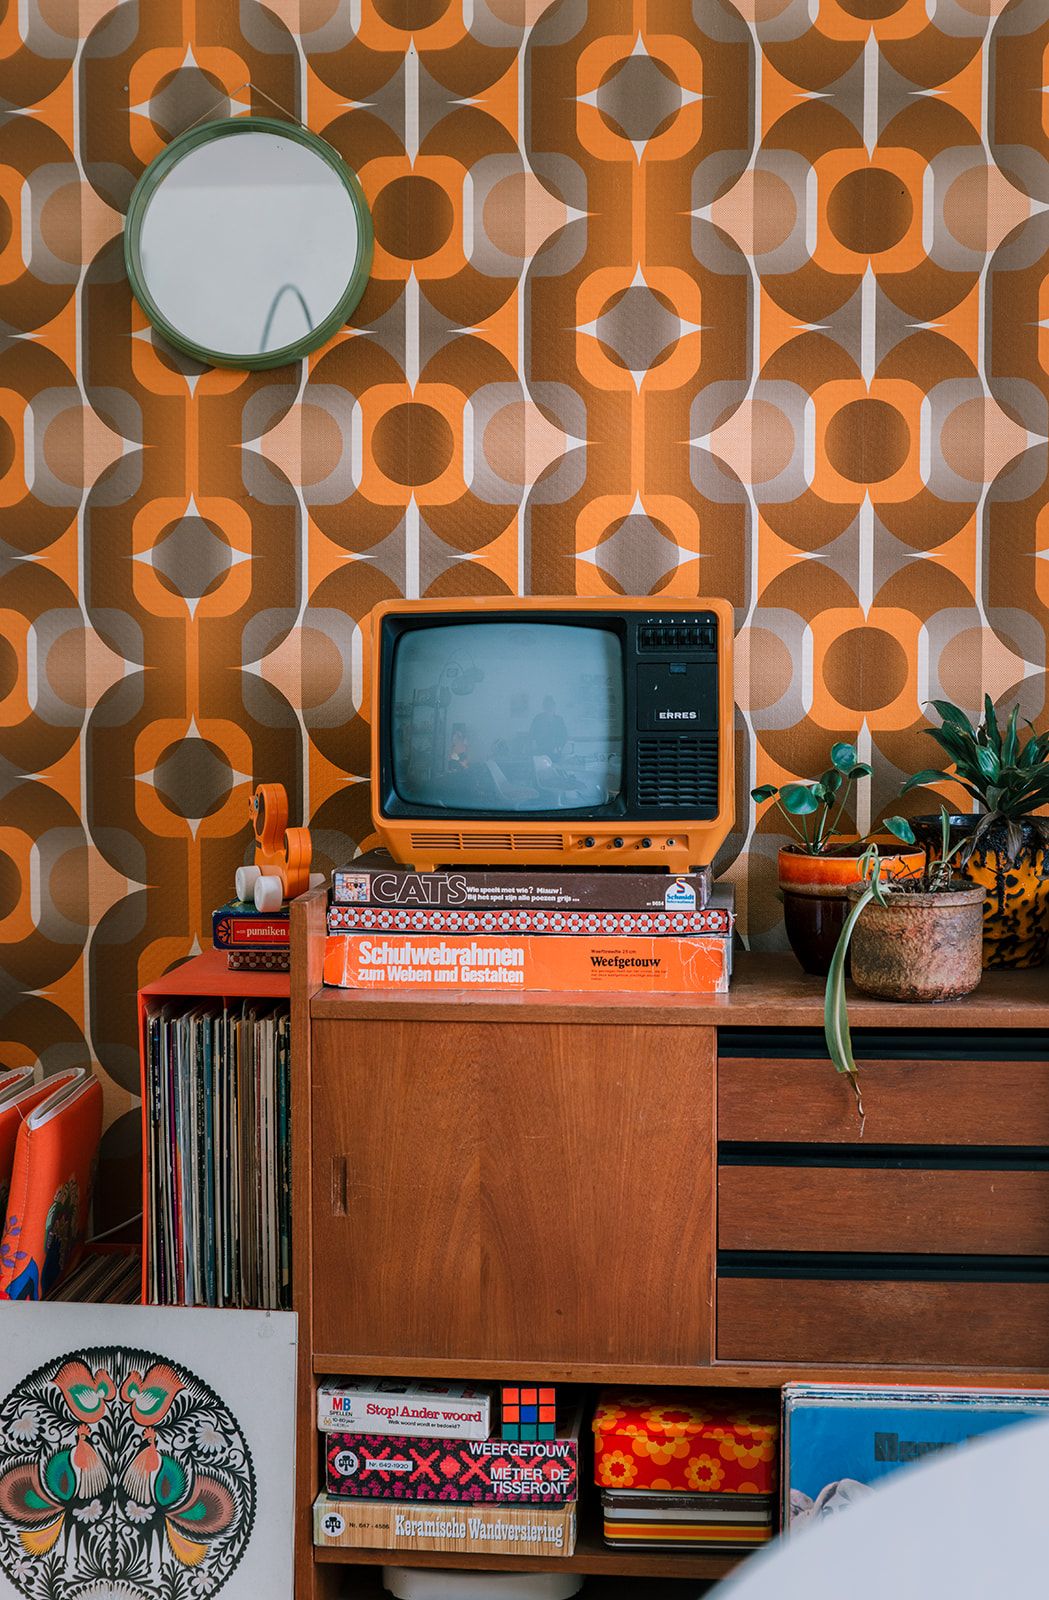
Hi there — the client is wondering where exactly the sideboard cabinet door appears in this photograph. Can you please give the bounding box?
[310,1018,715,1368]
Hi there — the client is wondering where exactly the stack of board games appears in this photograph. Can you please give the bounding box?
[323,850,734,994]
[783,1383,1049,1530]
[212,899,290,972]
[592,1388,778,1552]
[313,1379,578,1557]
[142,999,291,1310]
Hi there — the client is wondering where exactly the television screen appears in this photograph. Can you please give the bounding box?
[390,622,624,813]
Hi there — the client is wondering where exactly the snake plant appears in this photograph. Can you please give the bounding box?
[901,698,1049,859]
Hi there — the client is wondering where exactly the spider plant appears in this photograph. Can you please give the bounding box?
[753,742,915,855]
[824,808,978,1126]
[901,698,1049,859]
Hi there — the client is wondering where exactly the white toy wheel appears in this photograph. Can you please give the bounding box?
[309,873,325,890]
[254,874,284,913]
[235,865,261,903]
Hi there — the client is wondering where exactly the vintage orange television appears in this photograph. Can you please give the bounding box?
[370,597,734,873]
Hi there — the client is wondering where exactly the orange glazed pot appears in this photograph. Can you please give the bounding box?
[779,844,926,976]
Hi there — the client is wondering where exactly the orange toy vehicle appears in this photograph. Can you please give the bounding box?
[235,783,323,913]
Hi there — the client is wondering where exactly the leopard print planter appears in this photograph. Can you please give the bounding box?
[963,837,1049,969]
[911,814,1049,969]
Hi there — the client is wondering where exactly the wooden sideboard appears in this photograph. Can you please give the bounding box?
[290,887,1049,1598]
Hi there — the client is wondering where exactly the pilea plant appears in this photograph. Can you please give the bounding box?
[753,742,915,855]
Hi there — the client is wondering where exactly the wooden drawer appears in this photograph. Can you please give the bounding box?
[719,1164,1049,1256]
[718,1056,1049,1144]
[718,1275,1049,1367]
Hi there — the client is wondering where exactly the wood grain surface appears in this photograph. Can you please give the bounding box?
[718,1164,1049,1255]
[718,1056,1049,1144]
[718,1276,1049,1366]
[310,1018,716,1367]
[311,952,1049,1029]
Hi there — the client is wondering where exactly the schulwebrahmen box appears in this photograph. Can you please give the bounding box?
[318,1379,492,1440]
[313,1495,576,1556]
[324,1407,582,1504]
[323,933,730,993]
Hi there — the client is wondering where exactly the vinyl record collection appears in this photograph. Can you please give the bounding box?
[143,999,291,1310]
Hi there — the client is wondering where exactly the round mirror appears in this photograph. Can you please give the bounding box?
[124,117,373,370]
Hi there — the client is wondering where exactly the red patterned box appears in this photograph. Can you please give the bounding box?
[593,1390,778,1497]
[325,1408,581,1504]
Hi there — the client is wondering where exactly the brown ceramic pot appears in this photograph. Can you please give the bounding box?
[779,843,926,976]
[847,881,985,1001]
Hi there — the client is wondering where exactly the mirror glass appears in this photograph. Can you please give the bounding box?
[125,120,373,369]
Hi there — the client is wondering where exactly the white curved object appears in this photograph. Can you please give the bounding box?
[309,873,325,890]
[235,864,261,903]
[254,874,284,913]
[722,1414,1049,1600]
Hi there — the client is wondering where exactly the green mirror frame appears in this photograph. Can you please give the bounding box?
[123,116,374,371]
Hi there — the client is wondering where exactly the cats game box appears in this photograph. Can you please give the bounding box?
[331,850,713,912]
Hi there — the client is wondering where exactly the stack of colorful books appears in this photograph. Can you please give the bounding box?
[592,1389,778,1552]
[323,851,734,994]
[312,1379,579,1557]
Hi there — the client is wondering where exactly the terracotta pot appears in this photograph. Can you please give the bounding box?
[779,844,926,977]
[911,813,1049,970]
[847,881,985,1001]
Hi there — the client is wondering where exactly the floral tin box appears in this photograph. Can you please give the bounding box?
[592,1389,778,1496]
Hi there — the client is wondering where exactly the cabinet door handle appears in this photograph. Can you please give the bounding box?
[331,1156,349,1216]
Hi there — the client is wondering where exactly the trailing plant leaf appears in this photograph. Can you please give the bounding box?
[751,784,777,803]
[822,846,888,1131]
[830,742,858,773]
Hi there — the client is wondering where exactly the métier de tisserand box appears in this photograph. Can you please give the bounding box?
[325,1408,581,1504]
[318,1380,492,1441]
[313,1495,576,1557]
[593,1389,778,1496]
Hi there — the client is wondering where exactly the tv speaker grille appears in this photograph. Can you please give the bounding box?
[409,831,568,853]
[636,734,719,809]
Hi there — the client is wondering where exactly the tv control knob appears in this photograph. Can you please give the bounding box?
[583,836,596,848]
[640,837,652,848]
[612,837,624,848]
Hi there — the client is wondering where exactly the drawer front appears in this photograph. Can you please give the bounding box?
[718,1164,1049,1256]
[718,1274,1049,1368]
[718,1057,1049,1145]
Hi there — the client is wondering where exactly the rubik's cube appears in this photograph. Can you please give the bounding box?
[500,1385,557,1441]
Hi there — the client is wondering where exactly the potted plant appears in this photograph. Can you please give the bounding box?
[753,743,924,975]
[901,698,1049,969]
[823,811,985,1123]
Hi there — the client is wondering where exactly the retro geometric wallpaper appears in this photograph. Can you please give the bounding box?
[3,0,1048,1208]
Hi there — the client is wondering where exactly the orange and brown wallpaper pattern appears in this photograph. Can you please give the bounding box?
[3,0,1049,1199]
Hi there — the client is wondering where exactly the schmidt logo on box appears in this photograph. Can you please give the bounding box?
[664,879,697,910]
